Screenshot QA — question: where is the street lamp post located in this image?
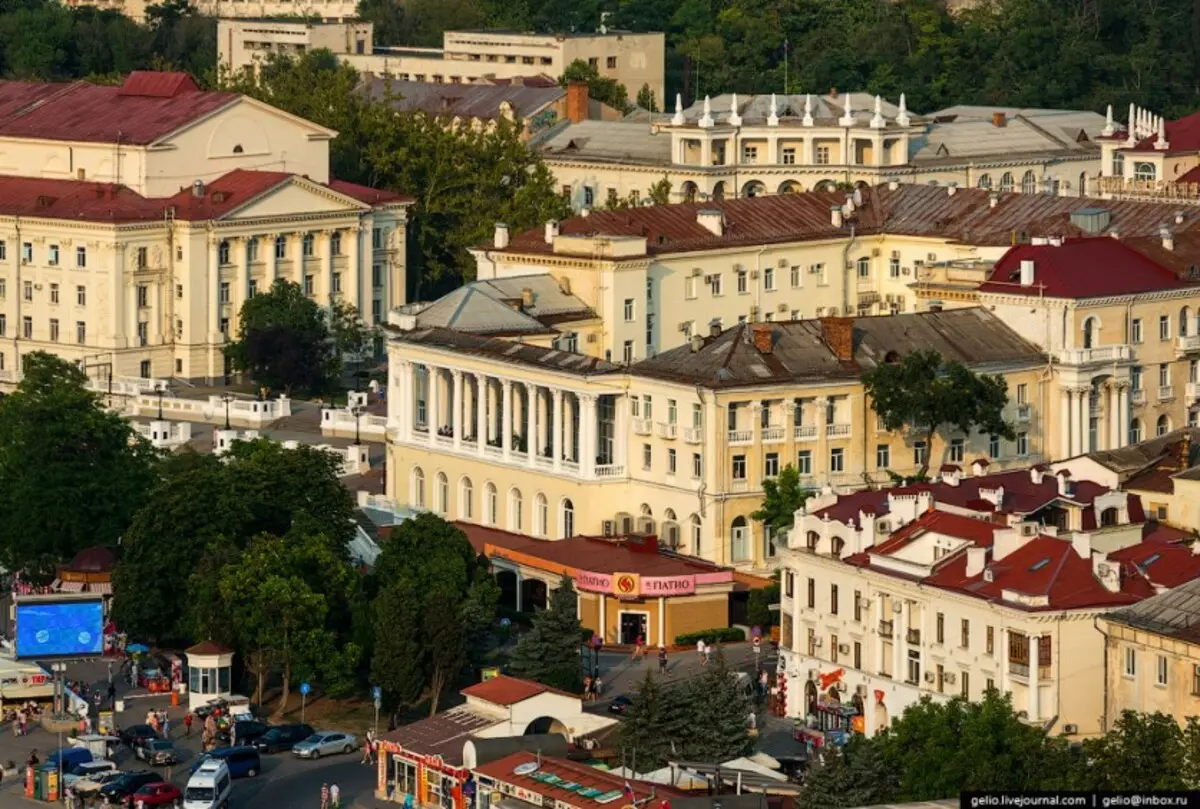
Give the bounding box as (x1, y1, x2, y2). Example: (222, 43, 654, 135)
(351, 404, 366, 445)
(221, 392, 235, 430)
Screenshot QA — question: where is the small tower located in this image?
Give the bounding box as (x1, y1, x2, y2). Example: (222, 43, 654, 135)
(839, 95, 855, 126)
(870, 95, 885, 129)
(896, 93, 910, 127)
(699, 96, 714, 128)
(1101, 103, 1115, 137)
(767, 93, 779, 127)
(802, 93, 814, 127)
(728, 93, 742, 127)
(671, 93, 684, 126)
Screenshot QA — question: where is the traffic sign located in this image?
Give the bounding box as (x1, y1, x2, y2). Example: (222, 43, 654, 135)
(500, 617, 511, 629)
(374, 697, 382, 711)
(753, 635, 761, 647)
(751, 625, 763, 638)
(372, 685, 382, 702)
(299, 682, 311, 697)
(754, 644, 761, 655)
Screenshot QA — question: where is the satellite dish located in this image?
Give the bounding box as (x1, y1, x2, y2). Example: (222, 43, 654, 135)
(513, 762, 540, 776)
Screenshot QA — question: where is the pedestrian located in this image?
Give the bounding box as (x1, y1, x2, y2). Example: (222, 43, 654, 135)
(361, 731, 374, 765)
(631, 634, 645, 664)
(27, 749, 38, 768)
(759, 670, 769, 700)
(162, 712, 170, 738)
(10, 714, 17, 738)
(19, 711, 26, 737)
(704, 643, 712, 665)
(321, 782, 330, 809)
(331, 782, 341, 809)
(657, 646, 667, 675)
(107, 682, 116, 707)
(184, 712, 193, 738)
(697, 639, 706, 664)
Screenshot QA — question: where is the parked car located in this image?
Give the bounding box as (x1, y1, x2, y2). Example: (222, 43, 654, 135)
(608, 695, 634, 715)
(292, 731, 357, 759)
(218, 719, 269, 746)
(191, 745, 262, 778)
(118, 724, 160, 747)
(62, 759, 117, 788)
(130, 782, 183, 807)
(74, 770, 125, 795)
(135, 738, 179, 766)
(98, 771, 160, 805)
(253, 723, 314, 754)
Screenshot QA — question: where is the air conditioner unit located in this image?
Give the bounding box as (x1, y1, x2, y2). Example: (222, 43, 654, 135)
(678, 322, 690, 332)
(704, 274, 717, 284)
(1063, 723, 1079, 735)
(914, 259, 924, 267)
(838, 644, 850, 655)
(809, 669, 820, 682)
(927, 253, 937, 261)
(749, 270, 759, 280)
(944, 672, 956, 684)
(602, 520, 616, 537)
(813, 637, 823, 647)
(586, 333, 598, 343)
(777, 303, 789, 313)
(777, 259, 789, 268)
(856, 685, 868, 697)
(891, 250, 901, 259)
(983, 569, 995, 582)
(924, 671, 935, 683)
(902, 267, 911, 275)
(690, 267, 703, 277)
(871, 248, 881, 257)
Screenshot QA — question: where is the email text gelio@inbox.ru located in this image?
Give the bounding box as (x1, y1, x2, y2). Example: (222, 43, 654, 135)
(963, 793, 1200, 809)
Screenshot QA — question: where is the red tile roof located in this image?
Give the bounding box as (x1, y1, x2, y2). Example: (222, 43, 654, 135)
(1124, 110, 1200, 153)
(0, 72, 237, 145)
(328, 179, 414, 205)
(871, 510, 998, 556)
(185, 641, 232, 656)
(475, 753, 688, 802)
(1177, 165, 1200, 185)
(460, 675, 576, 706)
(978, 238, 1192, 299)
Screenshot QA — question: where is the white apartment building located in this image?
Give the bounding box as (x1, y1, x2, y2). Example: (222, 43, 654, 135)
(61, 0, 358, 24)
(0, 71, 411, 383)
(218, 19, 373, 74)
(777, 464, 1200, 743)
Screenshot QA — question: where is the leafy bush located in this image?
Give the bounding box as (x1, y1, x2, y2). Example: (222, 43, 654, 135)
(675, 627, 745, 646)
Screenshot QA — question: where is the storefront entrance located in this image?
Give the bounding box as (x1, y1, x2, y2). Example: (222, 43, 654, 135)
(619, 611, 648, 645)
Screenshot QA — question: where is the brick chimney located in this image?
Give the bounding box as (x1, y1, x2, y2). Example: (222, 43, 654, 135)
(992, 111, 1007, 127)
(753, 325, 774, 355)
(820, 316, 855, 362)
(567, 81, 589, 123)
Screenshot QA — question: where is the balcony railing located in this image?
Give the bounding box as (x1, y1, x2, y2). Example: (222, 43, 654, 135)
(762, 426, 785, 442)
(1132, 389, 1147, 405)
(1009, 662, 1054, 680)
(827, 423, 851, 437)
(1178, 334, 1200, 356)
(906, 628, 921, 645)
(683, 427, 703, 444)
(1015, 404, 1031, 422)
(1189, 382, 1200, 401)
(656, 422, 678, 439)
(595, 464, 625, 478)
(633, 417, 652, 435)
(728, 429, 753, 444)
(879, 620, 894, 638)
(1159, 385, 1175, 402)
(1056, 345, 1132, 365)
(795, 424, 818, 440)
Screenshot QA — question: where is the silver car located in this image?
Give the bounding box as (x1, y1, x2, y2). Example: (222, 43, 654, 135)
(291, 731, 357, 759)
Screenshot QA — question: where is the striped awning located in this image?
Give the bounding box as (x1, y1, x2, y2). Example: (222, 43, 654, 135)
(57, 581, 84, 593)
(88, 582, 112, 595)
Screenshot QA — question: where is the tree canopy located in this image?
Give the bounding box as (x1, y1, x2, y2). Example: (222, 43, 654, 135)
(752, 463, 810, 535)
(507, 576, 586, 692)
(561, 59, 631, 113)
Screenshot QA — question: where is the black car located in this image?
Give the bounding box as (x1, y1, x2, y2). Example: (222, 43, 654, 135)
(608, 695, 635, 715)
(220, 719, 270, 746)
(118, 724, 160, 747)
(98, 771, 159, 805)
(253, 723, 314, 754)
(193, 697, 230, 719)
(134, 738, 179, 766)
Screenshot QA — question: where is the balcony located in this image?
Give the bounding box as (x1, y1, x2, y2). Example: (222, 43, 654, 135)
(633, 417, 652, 435)
(762, 426, 785, 442)
(827, 423, 851, 438)
(1015, 404, 1031, 422)
(794, 424, 817, 440)
(656, 422, 677, 439)
(906, 628, 921, 645)
(878, 620, 894, 638)
(595, 464, 625, 478)
(728, 429, 753, 445)
(1177, 334, 1200, 356)
(1132, 389, 1147, 406)
(1159, 385, 1176, 402)
(683, 427, 703, 444)
(1056, 345, 1132, 366)
(1189, 382, 1200, 401)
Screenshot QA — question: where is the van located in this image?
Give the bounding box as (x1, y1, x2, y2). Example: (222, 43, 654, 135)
(47, 747, 92, 771)
(184, 758, 232, 809)
(194, 746, 262, 779)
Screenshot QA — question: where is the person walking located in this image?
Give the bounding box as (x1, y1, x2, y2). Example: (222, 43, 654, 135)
(361, 731, 373, 765)
(183, 713, 193, 738)
(320, 783, 330, 809)
(657, 646, 668, 675)
(106, 682, 116, 708)
(331, 782, 341, 809)
(696, 639, 706, 664)
(631, 634, 645, 664)
(703, 642, 712, 666)
(161, 712, 170, 738)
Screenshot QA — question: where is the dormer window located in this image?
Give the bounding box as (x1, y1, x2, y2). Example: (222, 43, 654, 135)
(1100, 507, 1119, 527)
(831, 537, 845, 556)
(232, 144, 244, 154)
(806, 531, 819, 551)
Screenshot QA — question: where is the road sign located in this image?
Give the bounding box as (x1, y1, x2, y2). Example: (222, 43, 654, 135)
(500, 617, 511, 629)
(751, 625, 763, 638)
(372, 685, 382, 702)
(754, 644, 761, 655)
(374, 697, 382, 711)
(299, 682, 311, 697)
(753, 635, 761, 647)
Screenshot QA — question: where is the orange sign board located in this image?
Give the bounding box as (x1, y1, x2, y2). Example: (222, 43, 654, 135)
(819, 668, 845, 690)
(614, 573, 640, 597)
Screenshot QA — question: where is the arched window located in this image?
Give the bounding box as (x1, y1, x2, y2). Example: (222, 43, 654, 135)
(1182, 307, 1192, 338)
(508, 488, 523, 532)
(731, 516, 749, 561)
(1134, 162, 1157, 182)
(1157, 414, 1171, 437)
(856, 256, 870, 279)
(560, 498, 575, 538)
(640, 504, 653, 516)
(485, 482, 497, 526)
(435, 472, 449, 515)
(218, 240, 231, 265)
(1129, 418, 1143, 444)
(410, 467, 425, 509)
(690, 514, 702, 556)
(1083, 317, 1097, 349)
(999, 172, 1014, 192)
(459, 477, 474, 520)
(1100, 507, 1119, 527)
(1020, 170, 1037, 194)
(535, 493, 548, 537)
(831, 536, 846, 556)
(663, 508, 679, 548)
(977, 174, 992, 190)
(806, 531, 819, 551)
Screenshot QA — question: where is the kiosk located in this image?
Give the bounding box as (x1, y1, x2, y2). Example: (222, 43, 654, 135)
(184, 641, 233, 713)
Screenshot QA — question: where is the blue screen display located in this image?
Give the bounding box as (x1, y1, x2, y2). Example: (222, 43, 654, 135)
(15, 601, 104, 659)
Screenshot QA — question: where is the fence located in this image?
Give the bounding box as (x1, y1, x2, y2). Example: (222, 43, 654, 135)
(320, 407, 388, 440)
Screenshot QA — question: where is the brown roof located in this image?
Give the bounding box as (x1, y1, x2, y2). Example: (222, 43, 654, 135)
(460, 675, 576, 706)
(631, 308, 1042, 389)
(387, 327, 618, 376)
(185, 641, 232, 656)
(379, 707, 495, 764)
(500, 183, 1200, 265)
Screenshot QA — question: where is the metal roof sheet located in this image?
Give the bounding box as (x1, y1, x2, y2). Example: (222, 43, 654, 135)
(361, 78, 563, 122)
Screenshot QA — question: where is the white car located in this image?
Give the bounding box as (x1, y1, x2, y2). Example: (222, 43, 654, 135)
(73, 768, 125, 795)
(63, 759, 117, 789)
(291, 731, 357, 759)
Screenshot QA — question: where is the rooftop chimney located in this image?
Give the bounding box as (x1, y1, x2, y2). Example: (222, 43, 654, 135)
(690, 334, 704, 353)
(752, 325, 774, 355)
(966, 546, 987, 578)
(1161, 225, 1174, 251)
(1056, 468, 1073, 496)
(696, 209, 724, 237)
(709, 321, 722, 338)
(971, 458, 991, 477)
(544, 220, 559, 244)
(992, 111, 1007, 128)
(557, 276, 571, 295)
(1030, 465, 1045, 485)
(831, 205, 843, 228)
(192, 179, 205, 198)
(887, 179, 900, 191)
(1093, 552, 1122, 594)
(520, 287, 534, 308)
(566, 81, 589, 123)
(947, 183, 957, 197)
(940, 465, 961, 486)
(1019, 259, 1035, 286)
(493, 223, 510, 249)
(820, 316, 855, 362)
(989, 192, 999, 208)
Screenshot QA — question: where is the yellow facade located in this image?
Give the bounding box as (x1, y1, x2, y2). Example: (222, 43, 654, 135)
(1100, 619, 1200, 728)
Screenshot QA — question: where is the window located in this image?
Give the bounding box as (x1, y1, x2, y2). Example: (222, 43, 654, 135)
(791, 265, 801, 287)
(135, 322, 148, 345)
(731, 455, 747, 479)
(1130, 418, 1143, 444)
(303, 234, 315, 257)
(876, 444, 890, 468)
(508, 488, 523, 532)
(0, 314, 5, 336)
(907, 650, 921, 684)
(22, 281, 31, 301)
(1000, 172, 1014, 192)
(986, 626, 994, 655)
(854, 641, 862, 669)
(1158, 414, 1171, 437)
(784, 573, 795, 598)
(684, 277, 698, 299)
(219, 318, 228, 337)
(176, 284, 183, 299)
(961, 671, 970, 700)
(668, 448, 677, 475)
(765, 452, 779, 478)
(49, 283, 58, 304)
(275, 236, 287, 259)
(913, 442, 927, 465)
(435, 473, 449, 515)
(815, 145, 831, 164)
(248, 279, 258, 298)
(247, 239, 258, 263)
(742, 145, 758, 164)
(936, 612, 945, 644)
(605, 55, 616, 69)
(1156, 655, 1168, 686)
(889, 255, 901, 277)
(534, 493, 548, 536)
(807, 578, 815, 609)
(48, 319, 58, 342)
(1016, 383, 1028, 404)
(989, 435, 1001, 459)
(304, 275, 315, 297)
(561, 498, 575, 537)
(1021, 170, 1037, 194)
(622, 340, 633, 364)
(764, 266, 775, 291)
(76, 285, 86, 306)
(798, 450, 812, 475)
(1132, 365, 1143, 391)
(736, 269, 748, 294)
(830, 447, 844, 472)
(642, 443, 652, 471)
(485, 483, 497, 525)
(1134, 162, 1157, 182)
(1132, 318, 1143, 343)
(218, 282, 230, 304)
(1161, 315, 1171, 341)
(0, 279, 4, 298)
(22, 316, 31, 338)
(831, 634, 839, 663)
(218, 241, 231, 265)
(330, 231, 342, 256)
(830, 584, 839, 615)
(856, 256, 870, 278)
(0, 240, 6, 260)
(75, 321, 86, 344)
(710, 273, 723, 296)
(961, 619, 970, 649)
(372, 264, 383, 288)
(137, 284, 149, 309)
(583, 187, 595, 207)
(624, 298, 635, 322)
(21, 242, 31, 262)
(1017, 431, 1028, 456)
(1160, 363, 1171, 387)
(692, 453, 702, 478)
(48, 245, 59, 266)
(949, 437, 964, 462)
(1124, 646, 1136, 677)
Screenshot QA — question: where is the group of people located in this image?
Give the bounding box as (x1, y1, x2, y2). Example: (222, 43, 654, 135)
(582, 675, 605, 701)
(145, 707, 171, 736)
(321, 781, 342, 809)
(629, 636, 673, 676)
(360, 730, 378, 765)
(8, 702, 43, 737)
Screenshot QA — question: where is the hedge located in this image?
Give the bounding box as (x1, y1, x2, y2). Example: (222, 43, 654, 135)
(674, 627, 746, 646)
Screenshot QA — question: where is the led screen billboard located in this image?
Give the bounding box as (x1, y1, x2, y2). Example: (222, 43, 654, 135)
(15, 599, 104, 659)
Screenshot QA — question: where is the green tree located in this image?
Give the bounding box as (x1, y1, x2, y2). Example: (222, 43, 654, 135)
(560, 59, 631, 113)
(0, 351, 156, 578)
(635, 83, 658, 112)
(746, 579, 779, 629)
(647, 176, 672, 206)
(355, 0, 405, 46)
(752, 463, 810, 536)
(682, 650, 753, 762)
(797, 736, 896, 809)
(371, 579, 426, 715)
(225, 278, 339, 395)
(1075, 711, 1186, 790)
(507, 576, 585, 692)
(424, 591, 467, 715)
(862, 349, 1014, 478)
(619, 670, 687, 770)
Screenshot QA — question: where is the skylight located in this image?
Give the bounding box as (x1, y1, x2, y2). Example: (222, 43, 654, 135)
(1140, 553, 1161, 567)
(1029, 558, 1051, 571)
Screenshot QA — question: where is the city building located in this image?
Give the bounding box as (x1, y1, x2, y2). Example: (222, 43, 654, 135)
(1096, 105, 1200, 204)
(1098, 575, 1200, 729)
(63, 0, 359, 24)
(218, 20, 666, 102)
(536, 93, 1107, 209)
(776, 465, 1200, 741)
(382, 308, 1049, 570)
(0, 71, 411, 383)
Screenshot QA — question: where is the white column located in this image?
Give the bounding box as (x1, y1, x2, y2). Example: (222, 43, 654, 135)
(893, 598, 906, 683)
(206, 237, 221, 344)
(1077, 389, 1089, 455)
(1028, 633, 1040, 720)
(292, 233, 305, 286)
(657, 596, 666, 647)
(1060, 390, 1072, 460)
(999, 627, 1010, 696)
(526, 384, 537, 468)
(581, 394, 597, 478)
(874, 593, 885, 675)
(451, 370, 463, 450)
(615, 394, 629, 468)
(346, 226, 362, 318)
(502, 380, 513, 459)
(476, 374, 488, 457)
(267, 236, 277, 284)
(153, 281, 163, 344)
(428, 367, 441, 432)
(399, 361, 413, 441)
(514, 571, 523, 612)
(552, 389, 564, 471)
(110, 244, 127, 347)
(1118, 384, 1129, 447)
(235, 237, 249, 328)
(1108, 384, 1120, 450)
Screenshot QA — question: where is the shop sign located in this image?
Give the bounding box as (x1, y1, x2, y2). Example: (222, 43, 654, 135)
(613, 573, 640, 598)
(555, 800, 581, 809)
(641, 576, 695, 596)
(576, 571, 612, 593)
(500, 781, 544, 806)
(819, 668, 844, 690)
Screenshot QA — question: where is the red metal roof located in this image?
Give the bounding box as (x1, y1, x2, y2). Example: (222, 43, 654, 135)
(978, 238, 1191, 299)
(0, 73, 236, 145)
(871, 510, 998, 556)
(328, 179, 413, 205)
(1177, 165, 1200, 185)
(1124, 110, 1200, 153)
(460, 675, 575, 706)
